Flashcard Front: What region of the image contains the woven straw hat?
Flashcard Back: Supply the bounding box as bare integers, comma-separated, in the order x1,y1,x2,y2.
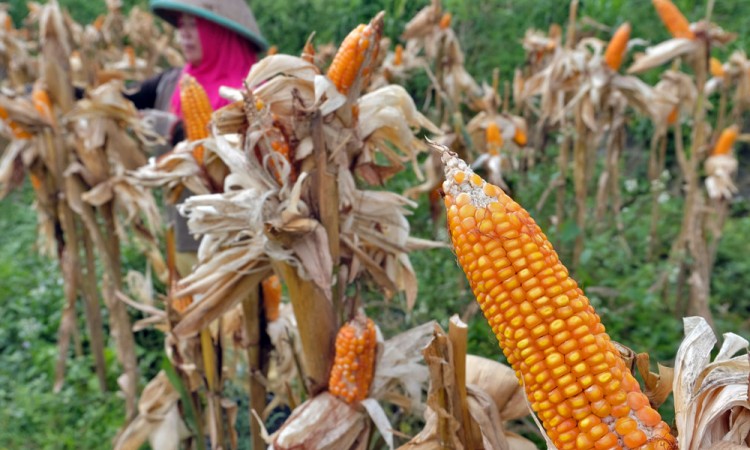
150,0,268,51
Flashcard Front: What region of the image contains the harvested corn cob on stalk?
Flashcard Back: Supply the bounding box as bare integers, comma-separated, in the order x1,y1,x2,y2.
653,0,694,40
328,314,377,404
262,275,282,322
326,13,384,95
513,125,528,147
709,57,725,78
179,74,212,165
32,82,56,127
439,12,452,30
0,105,31,139
604,23,631,71
486,121,503,156
393,44,404,66
435,142,676,450
711,125,739,156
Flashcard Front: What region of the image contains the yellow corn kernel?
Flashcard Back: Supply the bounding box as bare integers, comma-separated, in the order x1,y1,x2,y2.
439,147,676,450
179,74,212,165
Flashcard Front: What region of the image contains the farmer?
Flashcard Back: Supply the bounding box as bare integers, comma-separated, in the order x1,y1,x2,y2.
130,0,268,275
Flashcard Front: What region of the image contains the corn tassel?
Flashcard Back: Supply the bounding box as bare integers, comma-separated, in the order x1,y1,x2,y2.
438,145,676,450
179,74,212,165
712,125,739,156
262,275,282,322
653,0,695,40
604,23,631,71
486,122,503,156
326,14,383,95
328,314,377,403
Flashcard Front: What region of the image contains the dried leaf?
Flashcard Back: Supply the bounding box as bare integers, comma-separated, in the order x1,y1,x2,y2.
635,352,675,408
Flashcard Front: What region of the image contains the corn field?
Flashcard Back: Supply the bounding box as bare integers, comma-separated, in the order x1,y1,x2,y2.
1,0,750,449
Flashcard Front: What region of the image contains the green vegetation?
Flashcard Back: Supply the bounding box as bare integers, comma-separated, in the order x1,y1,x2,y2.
2,0,750,448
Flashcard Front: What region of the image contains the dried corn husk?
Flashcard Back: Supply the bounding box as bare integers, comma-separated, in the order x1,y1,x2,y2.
674,316,750,449
112,371,190,450
399,324,535,450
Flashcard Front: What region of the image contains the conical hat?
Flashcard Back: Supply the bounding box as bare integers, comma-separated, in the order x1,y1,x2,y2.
150,0,268,51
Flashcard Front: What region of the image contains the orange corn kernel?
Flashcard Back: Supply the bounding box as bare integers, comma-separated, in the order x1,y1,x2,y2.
328,314,377,403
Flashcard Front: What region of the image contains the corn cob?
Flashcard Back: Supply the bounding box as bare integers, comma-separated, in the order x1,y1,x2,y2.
438,145,676,450
0,105,31,139
667,107,678,125
486,122,503,156
124,46,135,67
262,275,282,322
262,120,295,184
709,57,725,78
439,12,452,29
93,15,105,31
326,14,383,95
711,125,739,156
32,83,56,127
393,44,404,66
179,74,212,165
653,0,695,40
604,23,631,71
513,126,528,147
3,14,12,32
328,314,377,404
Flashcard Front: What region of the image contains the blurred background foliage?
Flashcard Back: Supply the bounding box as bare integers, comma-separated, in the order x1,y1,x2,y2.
2,0,750,448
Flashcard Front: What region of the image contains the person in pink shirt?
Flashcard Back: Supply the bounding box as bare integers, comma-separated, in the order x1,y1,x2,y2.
129,0,268,274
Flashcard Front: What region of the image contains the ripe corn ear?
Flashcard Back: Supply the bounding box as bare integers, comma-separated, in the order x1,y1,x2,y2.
667,107,678,125
486,122,503,156
262,275,282,322
326,14,383,95
513,126,528,147
328,314,377,403
179,74,213,165
604,23,631,71
439,12,452,29
0,105,31,139
393,44,404,66
124,46,135,67
709,57,725,78
653,0,695,40
438,146,676,450
32,83,56,127
712,125,739,156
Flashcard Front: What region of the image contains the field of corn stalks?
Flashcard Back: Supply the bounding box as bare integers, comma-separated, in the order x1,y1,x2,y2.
1,0,750,449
